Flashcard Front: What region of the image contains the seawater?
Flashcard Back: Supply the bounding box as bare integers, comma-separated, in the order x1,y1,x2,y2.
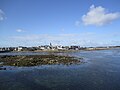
0,49,120,90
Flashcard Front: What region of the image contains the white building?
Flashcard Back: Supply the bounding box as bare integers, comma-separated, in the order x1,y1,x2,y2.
18,46,23,51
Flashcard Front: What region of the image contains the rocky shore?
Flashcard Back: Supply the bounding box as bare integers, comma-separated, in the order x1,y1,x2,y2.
0,55,82,67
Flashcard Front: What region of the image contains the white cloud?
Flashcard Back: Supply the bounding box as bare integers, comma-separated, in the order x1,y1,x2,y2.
16,29,25,32
4,32,120,47
9,33,98,46
81,5,120,26
0,9,6,21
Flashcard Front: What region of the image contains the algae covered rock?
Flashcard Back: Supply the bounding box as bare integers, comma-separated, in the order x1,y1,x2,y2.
0,55,82,67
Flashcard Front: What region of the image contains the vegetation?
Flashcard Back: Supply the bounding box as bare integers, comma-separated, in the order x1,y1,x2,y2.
0,55,82,67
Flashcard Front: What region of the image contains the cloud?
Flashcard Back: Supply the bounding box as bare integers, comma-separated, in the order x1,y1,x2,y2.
0,9,6,21
11,34,77,41
16,29,25,32
9,33,99,46
81,5,120,26
1,32,120,47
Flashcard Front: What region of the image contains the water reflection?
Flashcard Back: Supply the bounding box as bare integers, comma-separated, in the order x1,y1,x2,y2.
0,49,120,90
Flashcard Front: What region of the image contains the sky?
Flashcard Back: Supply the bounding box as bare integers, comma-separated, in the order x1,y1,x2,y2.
0,0,120,47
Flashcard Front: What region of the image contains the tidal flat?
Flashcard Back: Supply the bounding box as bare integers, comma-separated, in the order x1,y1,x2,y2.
0,55,82,67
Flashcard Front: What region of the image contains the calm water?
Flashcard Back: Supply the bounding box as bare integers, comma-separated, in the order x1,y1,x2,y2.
0,49,120,90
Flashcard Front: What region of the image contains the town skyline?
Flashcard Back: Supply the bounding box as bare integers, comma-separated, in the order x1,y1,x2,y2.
0,0,120,47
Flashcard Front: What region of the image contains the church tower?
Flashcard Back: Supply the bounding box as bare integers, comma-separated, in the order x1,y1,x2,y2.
50,43,52,46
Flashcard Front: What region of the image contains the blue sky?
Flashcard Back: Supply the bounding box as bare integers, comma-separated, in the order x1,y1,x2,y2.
0,0,120,47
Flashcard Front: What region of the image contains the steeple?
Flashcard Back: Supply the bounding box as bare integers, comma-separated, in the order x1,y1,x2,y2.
50,43,52,46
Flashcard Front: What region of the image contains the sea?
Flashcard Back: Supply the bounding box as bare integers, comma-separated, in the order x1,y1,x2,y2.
0,49,120,90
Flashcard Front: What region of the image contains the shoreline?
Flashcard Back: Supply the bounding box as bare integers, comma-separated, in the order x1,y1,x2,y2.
2,48,114,53
0,47,119,53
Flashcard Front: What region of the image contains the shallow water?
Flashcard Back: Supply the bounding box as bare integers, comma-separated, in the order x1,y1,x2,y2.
0,49,120,90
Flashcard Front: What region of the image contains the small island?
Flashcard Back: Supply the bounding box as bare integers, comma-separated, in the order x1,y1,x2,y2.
0,55,82,67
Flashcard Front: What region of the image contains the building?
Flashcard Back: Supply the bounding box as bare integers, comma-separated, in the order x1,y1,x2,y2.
18,46,23,51
69,46,80,50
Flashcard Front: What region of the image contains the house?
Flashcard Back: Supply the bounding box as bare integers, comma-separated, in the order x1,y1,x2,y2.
39,46,45,50
56,46,63,50
18,46,23,51
69,46,80,50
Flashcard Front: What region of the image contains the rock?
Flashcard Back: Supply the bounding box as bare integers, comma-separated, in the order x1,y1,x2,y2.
0,55,82,66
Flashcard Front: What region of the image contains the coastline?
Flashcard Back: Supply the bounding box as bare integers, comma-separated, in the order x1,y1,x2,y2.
10,47,112,53
1,46,119,53
6,48,115,53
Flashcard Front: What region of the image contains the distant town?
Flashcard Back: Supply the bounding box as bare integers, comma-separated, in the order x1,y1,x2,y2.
0,43,120,52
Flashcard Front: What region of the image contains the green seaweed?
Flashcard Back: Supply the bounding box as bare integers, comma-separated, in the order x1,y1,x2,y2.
0,55,82,67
